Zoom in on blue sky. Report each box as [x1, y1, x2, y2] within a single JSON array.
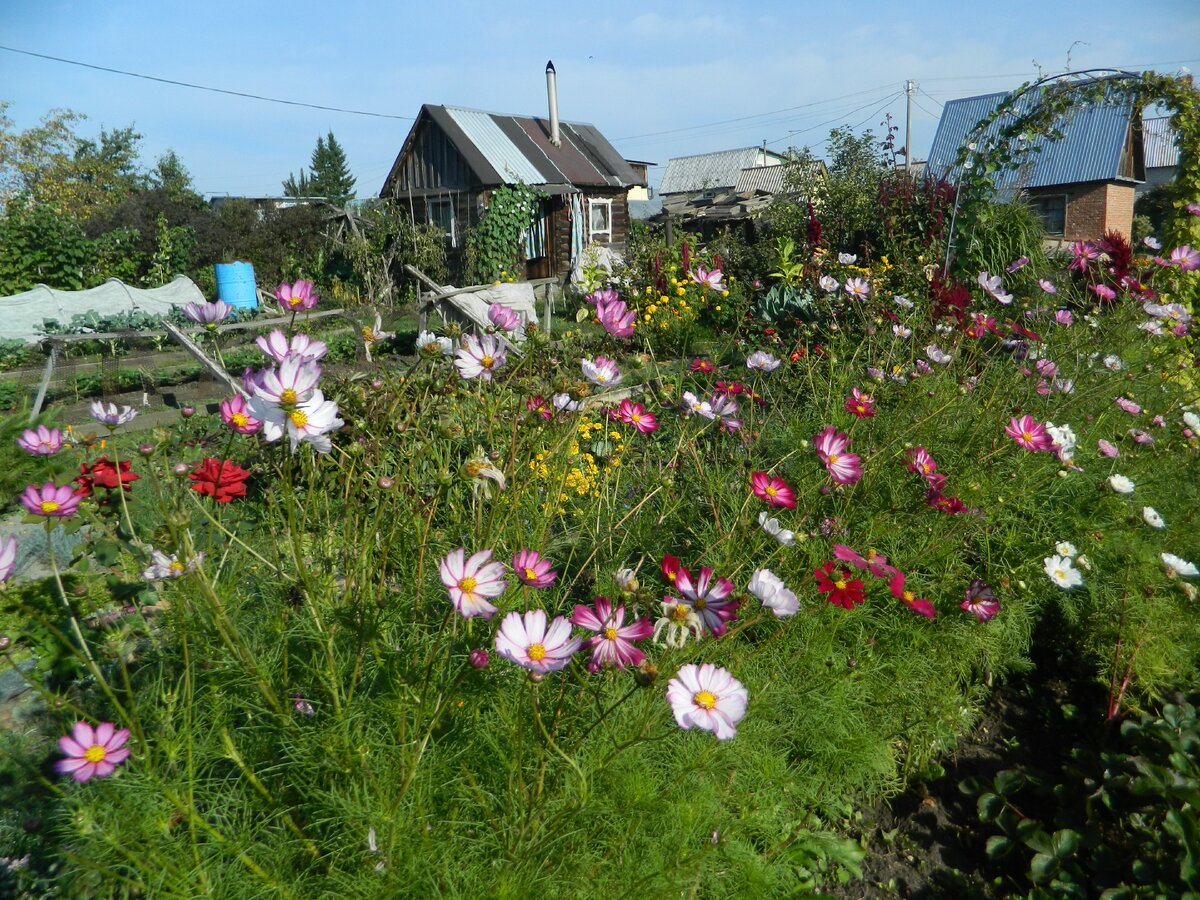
[[2, 0, 1198, 198]]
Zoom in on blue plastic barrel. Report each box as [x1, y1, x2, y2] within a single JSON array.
[[214, 261, 258, 309]]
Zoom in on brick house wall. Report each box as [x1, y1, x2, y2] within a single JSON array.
[[1026, 180, 1136, 243]]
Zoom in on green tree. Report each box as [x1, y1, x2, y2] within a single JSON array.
[[283, 131, 356, 204], [150, 149, 195, 199]]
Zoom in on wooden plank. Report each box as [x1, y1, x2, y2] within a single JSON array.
[[160, 321, 249, 399], [39, 308, 347, 345]]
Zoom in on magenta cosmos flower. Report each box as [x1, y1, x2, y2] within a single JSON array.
[[751, 471, 796, 509], [833, 545, 899, 580], [487, 303, 520, 332], [494, 609, 581, 673], [20, 482, 82, 518], [513, 548, 557, 588], [1114, 397, 1142, 416], [1005, 415, 1054, 452], [904, 446, 940, 481], [595, 297, 636, 338], [56, 721, 130, 782], [615, 399, 658, 433], [814, 426, 862, 485], [571, 597, 653, 671], [666, 663, 748, 742], [17, 424, 64, 456], [844, 388, 876, 418], [439, 548, 508, 619], [672, 566, 739, 636], [219, 395, 262, 435], [1169, 245, 1200, 272], [182, 300, 233, 326], [887, 572, 936, 618], [690, 265, 726, 292], [961, 579, 1000, 622], [276, 279, 319, 312], [454, 333, 507, 381]]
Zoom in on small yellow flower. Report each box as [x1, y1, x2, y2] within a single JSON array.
[[676, 286, 686, 296], [721, 290, 729, 297]]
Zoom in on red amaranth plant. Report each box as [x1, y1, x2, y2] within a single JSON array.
[[930, 273, 972, 323]]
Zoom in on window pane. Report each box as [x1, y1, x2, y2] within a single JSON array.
[[1029, 196, 1065, 235], [589, 201, 610, 234]]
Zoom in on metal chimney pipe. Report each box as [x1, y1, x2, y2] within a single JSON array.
[[546, 60, 561, 147]]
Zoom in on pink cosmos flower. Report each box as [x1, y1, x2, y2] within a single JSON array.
[[487, 303, 520, 332], [1130, 428, 1155, 445], [571, 597, 653, 671], [887, 572, 936, 618], [833, 545, 899, 579], [1035, 359, 1058, 378], [20, 482, 82, 518], [825, 450, 863, 485], [250, 389, 343, 454], [844, 277, 870, 299], [1038, 279, 1058, 294], [615, 399, 658, 433], [494, 609, 581, 673], [439, 548, 508, 619], [276, 280, 318, 312], [255, 329, 327, 364], [844, 388, 876, 418], [666, 662, 748, 741], [1068, 241, 1099, 272], [977, 271, 1012, 305], [1090, 284, 1117, 302], [1114, 397, 1142, 416], [220, 395, 262, 435], [673, 566, 739, 636], [183, 300, 233, 326], [1187, 202, 1200, 217], [1097, 439, 1119, 457], [454, 333, 507, 381], [255, 356, 322, 406], [17, 424, 63, 456], [1005, 415, 1054, 452], [585, 288, 619, 306], [1055, 309, 1074, 326], [1169, 245, 1200, 272], [707, 392, 741, 432], [750, 471, 796, 509], [904, 446, 939, 481], [56, 721, 130, 781], [690, 266, 726, 292], [814, 426, 851, 462], [926, 345, 952, 365], [961, 579, 1000, 622], [581, 356, 622, 387], [512, 548, 557, 588], [595, 298, 637, 338], [1006, 256, 1030, 273], [0, 535, 15, 584]]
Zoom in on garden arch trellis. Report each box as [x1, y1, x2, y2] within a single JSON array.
[[942, 69, 1200, 283]]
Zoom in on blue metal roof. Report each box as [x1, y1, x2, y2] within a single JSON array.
[[927, 84, 1138, 191], [1143, 117, 1179, 169]]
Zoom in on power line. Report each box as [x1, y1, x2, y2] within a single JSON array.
[[917, 88, 944, 110], [766, 91, 903, 147], [0, 44, 413, 120], [912, 97, 941, 119]]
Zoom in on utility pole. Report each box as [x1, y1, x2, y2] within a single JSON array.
[[904, 79, 916, 173]]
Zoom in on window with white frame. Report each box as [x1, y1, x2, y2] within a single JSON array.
[[588, 198, 612, 242], [426, 198, 457, 247]]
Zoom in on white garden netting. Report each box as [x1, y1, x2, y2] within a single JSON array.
[[0, 276, 205, 344]]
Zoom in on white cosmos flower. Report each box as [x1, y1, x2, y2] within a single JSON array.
[[682, 391, 713, 418], [251, 390, 343, 454], [746, 350, 781, 372], [758, 511, 795, 547], [1055, 541, 1077, 558], [926, 344, 952, 365], [416, 330, 454, 357], [1183, 411, 1200, 431], [1161, 553, 1199, 578], [893, 324, 912, 338], [581, 356, 622, 387], [819, 275, 839, 292], [1044, 555, 1083, 589], [1102, 355, 1124, 371], [747, 568, 799, 618], [837, 252, 857, 265], [1142, 507, 1166, 529], [1108, 474, 1135, 494], [893, 295, 914, 309]]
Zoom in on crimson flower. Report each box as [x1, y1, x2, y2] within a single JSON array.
[[887, 572, 936, 618], [751, 471, 796, 509], [189, 458, 250, 503], [843, 388, 876, 418], [814, 562, 866, 610], [661, 553, 688, 588], [526, 395, 553, 420], [74, 456, 139, 498], [925, 489, 966, 514], [690, 358, 716, 374]]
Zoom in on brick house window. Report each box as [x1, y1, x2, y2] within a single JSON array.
[[588, 199, 612, 242], [1028, 195, 1066, 236]]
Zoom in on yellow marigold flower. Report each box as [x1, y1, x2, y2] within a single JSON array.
[[721, 290, 729, 297], [675, 286, 685, 296]]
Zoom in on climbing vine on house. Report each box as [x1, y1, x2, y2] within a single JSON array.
[[465, 182, 544, 283]]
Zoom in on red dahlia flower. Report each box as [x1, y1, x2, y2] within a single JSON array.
[[74, 456, 139, 498], [189, 458, 250, 503]]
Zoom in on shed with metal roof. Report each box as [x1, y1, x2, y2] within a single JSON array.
[[659, 147, 787, 197]]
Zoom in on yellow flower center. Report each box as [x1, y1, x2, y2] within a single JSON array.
[[597, 373, 608, 382], [280, 388, 298, 405], [289, 410, 309, 428], [458, 577, 477, 594], [603, 627, 618, 640], [670, 604, 690, 623], [693, 690, 717, 710], [828, 454, 840, 464], [1022, 431, 1033, 442], [903, 591, 915, 603], [694, 598, 707, 610], [481, 355, 494, 368], [288, 297, 302, 308], [523, 567, 537, 582], [631, 413, 642, 423], [169, 561, 185, 573], [83, 745, 107, 764], [40, 500, 60, 513], [921, 463, 933, 473], [528, 643, 547, 662], [766, 486, 777, 497], [362, 327, 375, 341], [835, 579, 847, 590], [231, 413, 248, 427]]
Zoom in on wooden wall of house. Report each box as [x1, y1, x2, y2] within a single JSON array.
[[387, 119, 480, 198]]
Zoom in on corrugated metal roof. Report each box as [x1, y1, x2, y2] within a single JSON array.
[[734, 162, 822, 194], [660, 147, 785, 195], [1143, 117, 1179, 169], [445, 107, 552, 186], [927, 84, 1138, 190]]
